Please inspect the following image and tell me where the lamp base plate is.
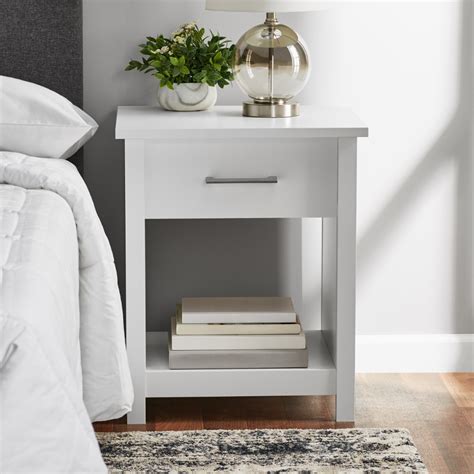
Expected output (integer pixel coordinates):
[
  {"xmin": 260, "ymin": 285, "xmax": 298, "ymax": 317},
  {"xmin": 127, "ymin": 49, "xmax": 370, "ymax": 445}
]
[{"xmin": 242, "ymin": 101, "xmax": 300, "ymax": 118}]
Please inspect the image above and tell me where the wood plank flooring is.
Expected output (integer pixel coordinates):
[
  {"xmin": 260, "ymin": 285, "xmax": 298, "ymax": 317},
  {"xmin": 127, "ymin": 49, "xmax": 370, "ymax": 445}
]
[{"xmin": 94, "ymin": 373, "xmax": 473, "ymax": 473}]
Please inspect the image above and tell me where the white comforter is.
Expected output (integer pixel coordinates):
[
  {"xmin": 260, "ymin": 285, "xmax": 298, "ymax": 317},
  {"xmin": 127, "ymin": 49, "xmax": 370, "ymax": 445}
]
[{"xmin": 0, "ymin": 152, "xmax": 133, "ymax": 473}]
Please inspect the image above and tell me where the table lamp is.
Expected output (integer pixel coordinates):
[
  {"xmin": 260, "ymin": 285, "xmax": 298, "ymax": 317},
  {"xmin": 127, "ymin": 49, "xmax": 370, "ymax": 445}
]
[{"xmin": 206, "ymin": 0, "xmax": 319, "ymax": 118}]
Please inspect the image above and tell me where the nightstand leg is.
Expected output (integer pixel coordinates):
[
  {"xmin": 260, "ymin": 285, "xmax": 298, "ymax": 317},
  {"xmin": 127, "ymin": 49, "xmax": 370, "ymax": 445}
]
[
  {"xmin": 125, "ymin": 141, "xmax": 146, "ymax": 424},
  {"xmin": 321, "ymin": 137, "xmax": 357, "ymax": 422}
]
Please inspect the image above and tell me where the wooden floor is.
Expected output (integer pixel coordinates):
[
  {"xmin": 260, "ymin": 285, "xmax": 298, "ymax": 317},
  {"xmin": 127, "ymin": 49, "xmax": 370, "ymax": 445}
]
[{"xmin": 95, "ymin": 373, "xmax": 473, "ymax": 473}]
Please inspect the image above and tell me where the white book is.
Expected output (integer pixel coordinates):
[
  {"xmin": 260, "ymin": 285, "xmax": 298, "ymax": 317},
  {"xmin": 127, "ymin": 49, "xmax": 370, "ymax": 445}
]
[
  {"xmin": 175, "ymin": 305, "xmax": 302, "ymax": 335},
  {"xmin": 181, "ymin": 297, "xmax": 296, "ymax": 324},
  {"xmin": 170, "ymin": 317, "xmax": 306, "ymax": 351}
]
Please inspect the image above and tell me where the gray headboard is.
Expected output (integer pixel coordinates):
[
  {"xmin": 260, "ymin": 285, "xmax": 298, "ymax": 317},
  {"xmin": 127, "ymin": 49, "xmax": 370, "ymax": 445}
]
[{"xmin": 0, "ymin": 0, "xmax": 84, "ymax": 172}]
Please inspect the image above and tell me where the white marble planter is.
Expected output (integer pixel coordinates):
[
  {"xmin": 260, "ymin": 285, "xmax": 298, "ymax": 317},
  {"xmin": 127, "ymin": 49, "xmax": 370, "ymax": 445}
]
[{"xmin": 157, "ymin": 83, "xmax": 217, "ymax": 111}]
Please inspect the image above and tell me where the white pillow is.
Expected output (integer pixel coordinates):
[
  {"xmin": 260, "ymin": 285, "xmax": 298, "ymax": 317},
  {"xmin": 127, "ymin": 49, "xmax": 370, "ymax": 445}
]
[{"xmin": 0, "ymin": 76, "xmax": 98, "ymax": 159}]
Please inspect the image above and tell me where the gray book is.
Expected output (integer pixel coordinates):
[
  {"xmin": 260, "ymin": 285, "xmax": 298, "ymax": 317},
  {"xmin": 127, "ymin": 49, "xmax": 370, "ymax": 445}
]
[{"xmin": 168, "ymin": 341, "xmax": 308, "ymax": 369}]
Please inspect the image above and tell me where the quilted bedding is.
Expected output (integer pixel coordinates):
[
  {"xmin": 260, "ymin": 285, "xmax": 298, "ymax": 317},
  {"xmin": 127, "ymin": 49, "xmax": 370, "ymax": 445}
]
[{"xmin": 0, "ymin": 152, "xmax": 133, "ymax": 472}]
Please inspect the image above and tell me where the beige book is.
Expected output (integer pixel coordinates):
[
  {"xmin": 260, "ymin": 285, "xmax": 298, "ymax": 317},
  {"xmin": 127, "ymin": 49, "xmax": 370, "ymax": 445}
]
[
  {"xmin": 181, "ymin": 296, "xmax": 297, "ymax": 324},
  {"xmin": 170, "ymin": 317, "xmax": 306, "ymax": 351},
  {"xmin": 175, "ymin": 305, "xmax": 302, "ymax": 335}
]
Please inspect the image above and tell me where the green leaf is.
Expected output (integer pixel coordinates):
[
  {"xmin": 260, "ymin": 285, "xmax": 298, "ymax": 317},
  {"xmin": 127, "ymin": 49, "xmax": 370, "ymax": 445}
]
[
  {"xmin": 213, "ymin": 51, "xmax": 224, "ymax": 64},
  {"xmin": 127, "ymin": 22, "xmax": 235, "ymax": 89}
]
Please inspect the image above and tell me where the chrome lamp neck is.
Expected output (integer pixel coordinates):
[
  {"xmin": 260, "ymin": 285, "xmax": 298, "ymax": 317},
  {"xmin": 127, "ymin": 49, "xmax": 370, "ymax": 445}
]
[{"xmin": 265, "ymin": 12, "xmax": 279, "ymax": 26}]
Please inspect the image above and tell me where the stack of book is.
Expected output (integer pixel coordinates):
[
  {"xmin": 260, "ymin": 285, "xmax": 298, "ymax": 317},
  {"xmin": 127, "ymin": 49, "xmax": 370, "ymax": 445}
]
[{"xmin": 168, "ymin": 296, "xmax": 308, "ymax": 369}]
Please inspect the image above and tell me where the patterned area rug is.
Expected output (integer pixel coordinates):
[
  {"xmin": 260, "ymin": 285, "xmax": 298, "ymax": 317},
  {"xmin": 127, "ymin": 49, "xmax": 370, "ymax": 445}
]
[{"xmin": 97, "ymin": 428, "xmax": 426, "ymax": 473}]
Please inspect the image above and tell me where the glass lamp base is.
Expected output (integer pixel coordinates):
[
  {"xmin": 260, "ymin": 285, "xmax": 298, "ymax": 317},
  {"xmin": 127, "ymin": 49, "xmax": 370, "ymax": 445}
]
[{"xmin": 242, "ymin": 101, "xmax": 300, "ymax": 118}]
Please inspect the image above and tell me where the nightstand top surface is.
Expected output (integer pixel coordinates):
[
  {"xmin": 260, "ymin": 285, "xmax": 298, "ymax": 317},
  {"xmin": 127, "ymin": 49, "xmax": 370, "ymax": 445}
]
[{"xmin": 116, "ymin": 106, "xmax": 368, "ymax": 140}]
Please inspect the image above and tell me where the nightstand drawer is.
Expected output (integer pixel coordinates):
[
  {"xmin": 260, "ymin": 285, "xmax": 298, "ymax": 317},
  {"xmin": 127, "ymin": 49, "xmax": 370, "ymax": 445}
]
[{"xmin": 144, "ymin": 138, "xmax": 337, "ymax": 218}]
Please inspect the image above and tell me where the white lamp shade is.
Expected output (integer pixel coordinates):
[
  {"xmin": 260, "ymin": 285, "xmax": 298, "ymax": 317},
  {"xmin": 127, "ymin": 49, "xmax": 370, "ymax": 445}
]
[{"xmin": 205, "ymin": 0, "xmax": 322, "ymax": 12}]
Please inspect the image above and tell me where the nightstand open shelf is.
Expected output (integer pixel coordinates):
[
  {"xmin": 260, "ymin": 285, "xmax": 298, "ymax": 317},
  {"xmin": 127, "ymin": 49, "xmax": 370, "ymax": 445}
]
[
  {"xmin": 145, "ymin": 330, "xmax": 336, "ymax": 398},
  {"xmin": 117, "ymin": 105, "xmax": 368, "ymax": 424}
]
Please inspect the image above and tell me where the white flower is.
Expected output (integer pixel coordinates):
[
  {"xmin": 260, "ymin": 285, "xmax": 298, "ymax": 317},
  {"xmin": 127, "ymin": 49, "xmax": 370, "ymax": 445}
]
[
  {"xmin": 174, "ymin": 35, "xmax": 185, "ymax": 44},
  {"xmin": 159, "ymin": 46, "xmax": 170, "ymax": 54},
  {"xmin": 172, "ymin": 22, "xmax": 196, "ymax": 38},
  {"xmin": 184, "ymin": 21, "xmax": 197, "ymax": 30}
]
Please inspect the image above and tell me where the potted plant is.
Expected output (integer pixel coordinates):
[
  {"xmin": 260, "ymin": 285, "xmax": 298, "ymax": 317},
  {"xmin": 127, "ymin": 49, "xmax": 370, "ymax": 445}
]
[{"xmin": 126, "ymin": 22, "xmax": 235, "ymax": 111}]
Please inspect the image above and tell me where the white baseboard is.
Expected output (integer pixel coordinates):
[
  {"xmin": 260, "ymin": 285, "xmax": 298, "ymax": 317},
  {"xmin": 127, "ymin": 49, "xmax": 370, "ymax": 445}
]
[{"xmin": 356, "ymin": 334, "xmax": 474, "ymax": 372}]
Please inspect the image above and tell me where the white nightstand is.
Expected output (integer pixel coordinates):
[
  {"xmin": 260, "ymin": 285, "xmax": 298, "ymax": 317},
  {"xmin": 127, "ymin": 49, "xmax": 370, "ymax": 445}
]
[{"xmin": 116, "ymin": 106, "xmax": 368, "ymax": 424}]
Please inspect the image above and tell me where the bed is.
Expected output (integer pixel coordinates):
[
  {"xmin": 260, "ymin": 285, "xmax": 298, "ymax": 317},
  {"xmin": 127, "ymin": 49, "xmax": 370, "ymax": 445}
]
[{"xmin": 0, "ymin": 2, "xmax": 133, "ymax": 472}]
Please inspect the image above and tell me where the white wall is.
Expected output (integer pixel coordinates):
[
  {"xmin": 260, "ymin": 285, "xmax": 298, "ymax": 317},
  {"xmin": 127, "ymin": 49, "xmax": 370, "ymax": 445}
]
[
  {"xmin": 324, "ymin": 0, "xmax": 472, "ymax": 336},
  {"xmin": 83, "ymin": 1, "xmax": 473, "ymax": 343}
]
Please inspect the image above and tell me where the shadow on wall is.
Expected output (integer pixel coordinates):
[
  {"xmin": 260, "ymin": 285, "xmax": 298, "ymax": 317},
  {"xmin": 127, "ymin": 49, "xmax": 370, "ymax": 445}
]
[
  {"xmin": 145, "ymin": 219, "xmax": 302, "ymax": 332},
  {"xmin": 356, "ymin": 0, "xmax": 473, "ymax": 333}
]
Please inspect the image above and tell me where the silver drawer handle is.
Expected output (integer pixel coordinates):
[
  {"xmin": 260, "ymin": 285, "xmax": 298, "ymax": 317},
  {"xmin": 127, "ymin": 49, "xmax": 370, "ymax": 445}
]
[{"xmin": 205, "ymin": 176, "xmax": 278, "ymax": 184}]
